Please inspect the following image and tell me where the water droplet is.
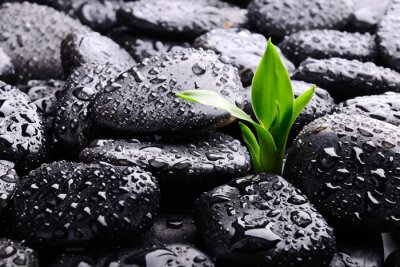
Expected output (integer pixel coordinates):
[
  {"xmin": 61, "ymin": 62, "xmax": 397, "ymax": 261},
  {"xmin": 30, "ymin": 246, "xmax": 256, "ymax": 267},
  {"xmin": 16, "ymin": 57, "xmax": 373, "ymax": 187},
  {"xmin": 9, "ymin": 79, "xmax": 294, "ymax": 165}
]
[{"xmin": 192, "ymin": 63, "xmax": 207, "ymax": 75}]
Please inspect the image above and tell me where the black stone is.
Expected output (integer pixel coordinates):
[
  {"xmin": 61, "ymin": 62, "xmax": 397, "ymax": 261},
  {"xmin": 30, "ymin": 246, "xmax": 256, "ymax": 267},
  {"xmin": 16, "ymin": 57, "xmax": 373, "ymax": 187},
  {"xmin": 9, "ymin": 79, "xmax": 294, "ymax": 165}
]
[
  {"xmin": 108, "ymin": 27, "xmax": 191, "ymax": 63},
  {"xmin": 54, "ymin": 63, "xmax": 123, "ymax": 150},
  {"xmin": 248, "ymin": 0, "xmax": 353, "ymax": 39},
  {"xmin": 279, "ymin": 30, "xmax": 376, "ymax": 65},
  {"xmin": 0, "ymin": 2, "xmax": 88, "ymax": 82},
  {"xmin": 88, "ymin": 48, "xmax": 245, "ymax": 135},
  {"xmin": 0, "ymin": 81, "xmax": 46, "ymax": 168},
  {"xmin": 80, "ymin": 131, "xmax": 250, "ymax": 205},
  {"xmin": 61, "ymin": 31, "xmax": 135, "ymax": 75},
  {"xmin": 284, "ymin": 114, "xmax": 400, "ymax": 232},
  {"xmin": 337, "ymin": 92, "xmax": 400, "ymax": 127},
  {"xmin": 294, "ymin": 57, "xmax": 400, "ymax": 101},
  {"xmin": 377, "ymin": 0, "xmax": 400, "ymax": 72},
  {"xmin": 117, "ymin": 0, "xmax": 248, "ymax": 39},
  {"xmin": 194, "ymin": 28, "xmax": 295, "ymax": 86},
  {"xmin": 194, "ymin": 173, "xmax": 336, "ymax": 267},
  {"xmin": 13, "ymin": 161, "xmax": 160, "ymax": 247}
]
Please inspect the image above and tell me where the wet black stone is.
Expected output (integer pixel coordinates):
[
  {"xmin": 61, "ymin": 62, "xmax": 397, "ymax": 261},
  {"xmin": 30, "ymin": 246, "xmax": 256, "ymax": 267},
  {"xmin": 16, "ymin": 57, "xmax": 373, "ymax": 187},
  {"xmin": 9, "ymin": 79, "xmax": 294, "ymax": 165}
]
[
  {"xmin": 294, "ymin": 57, "xmax": 400, "ymax": 101},
  {"xmin": 280, "ymin": 30, "xmax": 376, "ymax": 65},
  {"xmin": 0, "ymin": 2, "xmax": 88, "ymax": 82},
  {"xmin": 108, "ymin": 27, "xmax": 191, "ymax": 63},
  {"xmin": 0, "ymin": 47, "xmax": 15, "ymax": 84},
  {"xmin": 115, "ymin": 244, "xmax": 215, "ymax": 267},
  {"xmin": 329, "ymin": 232, "xmax": 384, "ymax": 267},
  {"xmin": 80, "ymin": 132, "xmax": 250, "ymax": 205},
  {"xmin": 248, "ymin": 0, "xmax": 354, "ymax": 39},
  {"xmin": 284, "ymin": 114, "xmax": 400, "ymax": 232},
  {"xmin": 377, "ymin": 0, "xmax": 400, "ymax": 73},
  {"xmin": 0, "ymin": 81, "xmax": 46, "ymax": 167},
  {"xmin": 194, "ymin": 28, "xmax": 295, "ymax": 86},
  {"xmin": 80, "ymin": 131, "xmax": 250, "ymax": 205},
  {"xmin": 349, "ymin": 0, "xmax": 391, "ymax": 32},
  {"xmin": 337, "ymin": 92, "xmax": 400, "ymax": 127},
  {"xmin": 61, "ymin": 31, "xmax": 135, "ymax": 75},
  {"xmin": 0, "ymin": 160, "xmax": 18, "ymax": 212},
  {"xmin": 117, "ymin": 0, "xmax": 248, "ymax": 39},
  {"xmin": 0, "ymin": 239, "xmax": 39, "ymax": 267},
  {"xmin": 13, "ymin": 161, "xmax": 160, "ymax": 248},
  {"xmin": 18, "ymin": 80, "xmax": 65, "ymax": 116},
  {"xmin": 244, "ymin": 80, "xmax": 336, "ymax": 144},
  {"xmin": 194, "ymin": 173, "xmax": 336, "ymax": 267},
  {"xmin": 88, "ymin": 48, "xmax": 245, "ymax": 135},
  {"xmin": 54, "ymin": 63, "xmax": 123, "ymax": 151}
]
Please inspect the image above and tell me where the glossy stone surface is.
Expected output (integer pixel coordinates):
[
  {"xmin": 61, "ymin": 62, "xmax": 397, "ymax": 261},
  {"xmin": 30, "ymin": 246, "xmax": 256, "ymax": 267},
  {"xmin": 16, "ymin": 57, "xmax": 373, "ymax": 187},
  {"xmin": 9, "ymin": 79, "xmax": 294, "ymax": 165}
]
[
  {"xmin": 0, "ymin": 2, "xmax": 88, "ymax": 82},
  {"xmin": 280, "ymin": 30, "xmax": 376, "ymax": 65},
  {"xmin": 117, "ymin": 0, "xmax": 248, "ymax": 39},
  {"xmin": 88, "ymin": 48, "xmax": 245, "ymax": 135},
  {"xmin": 0, "ymin": 82, "xmax": 46, "ymax": 166},
  {"xmin": 108, "ymin": 27, "xmax": 191, "ymax": 63},
  {"xmin": 294, "ymin": 57, "xmax": 400, "ymax": 101},
  {"xmin": 61, "ymin": 31, "xmax": 135, "ymax": 74},
  {"xmin": 284, "ymin": 114, "xmax": 400, "ymax": 232},
  {"xmin": 194, "ymin": 173, "xmax": 336, "ymax": 267},
  {"xmin": 13, "ymin": 161, "xmax": 160, "ymax": 247},
  {"xmin": 377, "ymin": 0, "xmax": 400, "ymax": 72},
  {"xmin": 248, "ymin": 0, "xmax": 353, "ymax": 38},
  {"xmin": 54, "ymin": 63, "xmax": 123, "ymax": 150},
  {"xmin": 194, "ymin": 28, "xmax": 295, "ymax": 86},
  {"xmin": 80, "ymin": 131, "xmax": 250, "ymax": 204},
  {"xmin": 337, "ymin": 92, "xmax": 400, "ymax": 127}
]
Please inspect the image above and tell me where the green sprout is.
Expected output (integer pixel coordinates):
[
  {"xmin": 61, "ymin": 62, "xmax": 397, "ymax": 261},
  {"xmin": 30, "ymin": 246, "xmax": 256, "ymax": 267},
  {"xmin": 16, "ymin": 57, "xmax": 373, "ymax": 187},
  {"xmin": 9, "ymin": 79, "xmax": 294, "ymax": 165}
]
[{"xmin": 176, "ymin": 39, "xmax": 315, "ymax": 175}]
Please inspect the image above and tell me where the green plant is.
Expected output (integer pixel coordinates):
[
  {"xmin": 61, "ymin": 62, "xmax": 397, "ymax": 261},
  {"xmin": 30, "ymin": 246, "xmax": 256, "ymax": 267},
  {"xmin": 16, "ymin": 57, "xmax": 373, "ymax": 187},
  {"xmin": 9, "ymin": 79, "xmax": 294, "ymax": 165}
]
[{"xmin": 176, "ymin": 39, "xmax": 315, "ymax": 175}]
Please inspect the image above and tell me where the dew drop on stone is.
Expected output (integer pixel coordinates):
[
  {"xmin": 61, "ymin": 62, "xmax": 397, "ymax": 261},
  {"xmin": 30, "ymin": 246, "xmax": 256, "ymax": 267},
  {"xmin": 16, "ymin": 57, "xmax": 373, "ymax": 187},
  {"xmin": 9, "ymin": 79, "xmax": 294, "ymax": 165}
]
[
  {"xmin": 290, "ymin": 211, "xmax": 312, "ymax": 227},
  {"xmin": 72, "ymin": 86, "xmax": 95, "ymax": 101},
  {"xmin": 192, "ymin": 63, "xmax": 206, "ymax": 75}
]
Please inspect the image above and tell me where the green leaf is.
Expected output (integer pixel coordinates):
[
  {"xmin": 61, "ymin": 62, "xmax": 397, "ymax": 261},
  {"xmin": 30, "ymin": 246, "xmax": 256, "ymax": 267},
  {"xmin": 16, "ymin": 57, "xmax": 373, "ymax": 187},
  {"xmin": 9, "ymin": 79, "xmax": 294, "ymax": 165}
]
[
  {"xmin": 250, "ymin": 122, "xmax": 277, "ymax": 171},
  {"xmin": 251, "ymin": 38, "xmax": 293, "ymax": 130},
  {"xmin": 239, "ymin": 122, "xmax": 261, "ymax": 172},
  {"xmin": 291, "ymin": 85, "xmax": 316, "ymax": 126},
  {"xmin": 175, "ymin": 90, "xmax": 255, "ymax": 124}
]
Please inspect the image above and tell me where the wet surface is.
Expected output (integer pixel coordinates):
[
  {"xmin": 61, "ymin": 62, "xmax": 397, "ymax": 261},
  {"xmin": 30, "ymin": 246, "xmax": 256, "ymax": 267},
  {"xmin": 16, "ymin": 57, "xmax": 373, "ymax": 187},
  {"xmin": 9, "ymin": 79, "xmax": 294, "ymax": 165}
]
[
  {"xmin": 284, "ymin": 114, "xmax": 400, "ymax": 232},
  {"xmin": 194, "ymin": 173, "xmax": 335, "ymax": 267},
  {"xmin": 13, "ymin": 161, "xmax": 160, "ymax": 248},
  {"xmin": 88, "ymin": 48, "xmax": 245, "ymax": 135}
]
